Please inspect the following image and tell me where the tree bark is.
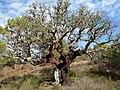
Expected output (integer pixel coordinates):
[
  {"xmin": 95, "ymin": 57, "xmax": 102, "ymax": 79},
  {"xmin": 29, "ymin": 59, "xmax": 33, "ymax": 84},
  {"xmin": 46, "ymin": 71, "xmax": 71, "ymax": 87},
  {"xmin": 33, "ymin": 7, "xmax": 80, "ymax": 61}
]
[
  {"xmin": 26, "ymin": 42, "xmax": 31, "ymax": 57},
  {"xmin": 61, "ymin": 67, "xmax": 70, "ymax": 86},
  {"xmin": 59, "ymin": 60, "xmax": 71, "ymax": 86},
  {"xmin": 44, "ymin": 45, "xmax": 86, "ymax": 86},
  {"xmin": 57, "ymin": 46, "xmax": 86, "ymax": 86}
]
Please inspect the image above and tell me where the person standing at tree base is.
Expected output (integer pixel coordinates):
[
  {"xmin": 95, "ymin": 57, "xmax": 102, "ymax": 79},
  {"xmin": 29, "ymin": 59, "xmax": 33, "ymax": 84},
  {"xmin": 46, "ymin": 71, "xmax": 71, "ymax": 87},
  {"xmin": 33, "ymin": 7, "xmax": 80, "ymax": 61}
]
[{"xmin": 54, "ymin": 68, "xmax": 60, "ymax": 85}]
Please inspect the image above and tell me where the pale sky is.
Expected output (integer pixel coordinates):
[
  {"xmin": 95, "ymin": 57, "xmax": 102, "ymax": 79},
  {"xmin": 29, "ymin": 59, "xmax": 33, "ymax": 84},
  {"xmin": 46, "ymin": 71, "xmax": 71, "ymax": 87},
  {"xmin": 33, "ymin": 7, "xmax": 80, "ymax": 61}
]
[
  {"xmin": 0, "ymin": 0, "xmax": 120, "ymax": 31},
  {"xmin": 0, "ymin": 0, "xmax": 120, "ymax": 25},
  {"xmin": 0, "ymin": 0, "xmax": 120, "ymax": 49}
]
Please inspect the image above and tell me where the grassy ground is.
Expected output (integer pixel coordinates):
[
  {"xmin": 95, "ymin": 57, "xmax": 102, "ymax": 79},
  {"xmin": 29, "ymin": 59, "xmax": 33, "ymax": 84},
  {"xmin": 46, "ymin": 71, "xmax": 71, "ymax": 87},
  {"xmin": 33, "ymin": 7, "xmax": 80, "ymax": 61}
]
[{"xmin": 0, "ymin": 59, "xmax": 120, "ymax": 90}]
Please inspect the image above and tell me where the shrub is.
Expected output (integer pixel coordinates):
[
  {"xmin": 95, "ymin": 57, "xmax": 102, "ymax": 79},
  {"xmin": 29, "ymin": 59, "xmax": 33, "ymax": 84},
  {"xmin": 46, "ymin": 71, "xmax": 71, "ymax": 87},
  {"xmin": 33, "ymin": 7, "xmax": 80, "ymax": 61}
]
[
  {"xmin": 91, "ymin": 44, "xmax": 120, "ymax": 77},
  {"xmin": 0, "ymin": 56, "xmax": 16, "ymax": 66},
  {"xmin": 39, "ymin": 67, "xmax": 54, "ymax": 83}
]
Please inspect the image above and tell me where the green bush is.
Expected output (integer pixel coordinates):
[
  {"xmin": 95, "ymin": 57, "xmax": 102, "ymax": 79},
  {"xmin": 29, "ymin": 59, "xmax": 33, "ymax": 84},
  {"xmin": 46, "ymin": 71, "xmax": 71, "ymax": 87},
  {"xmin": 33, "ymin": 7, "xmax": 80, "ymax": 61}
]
[
  {"xmin": 18, "ymin": 75, "xmax": 41, "ymax": 89},
  {"xmin": 0, "ymin": 56, "xmax": 16, "ymax": 66},
  {"xmin": 0, "ymin": 68, "xmax": 54, "ymax": 90},
  {"xmin": 39, "ymin": 68, "xmax": 54, "ymax": 82},
  {"xmin": 91, "ymin": 44, "xmax": 120, "ymax": 76},
  {"xmin": 0, "ymin": 40, "xmax": 7, "ymax": 55}
]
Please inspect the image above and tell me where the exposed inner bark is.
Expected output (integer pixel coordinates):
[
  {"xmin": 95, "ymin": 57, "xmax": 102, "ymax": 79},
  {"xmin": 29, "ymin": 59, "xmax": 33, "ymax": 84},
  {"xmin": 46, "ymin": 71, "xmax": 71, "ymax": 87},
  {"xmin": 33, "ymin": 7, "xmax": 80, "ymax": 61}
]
[
  {"xmin": 44, "ymin": 45, "xmax": 86, "ymax": 86},
  {"xmin": 58, "ymin": 46, "xmax": 85, "ymax": 86}
]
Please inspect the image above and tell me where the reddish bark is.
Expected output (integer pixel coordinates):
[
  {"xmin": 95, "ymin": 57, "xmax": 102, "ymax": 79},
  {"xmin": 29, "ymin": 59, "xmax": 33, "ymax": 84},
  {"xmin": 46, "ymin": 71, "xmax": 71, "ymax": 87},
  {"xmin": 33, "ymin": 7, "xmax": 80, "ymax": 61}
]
[
  {"xmin": 44, "ymin": 45, "xmax": 86, "ymax": 86},
  {"xmin": 56, "ymin": 46, "xmax": 86, "ymax": 86}
]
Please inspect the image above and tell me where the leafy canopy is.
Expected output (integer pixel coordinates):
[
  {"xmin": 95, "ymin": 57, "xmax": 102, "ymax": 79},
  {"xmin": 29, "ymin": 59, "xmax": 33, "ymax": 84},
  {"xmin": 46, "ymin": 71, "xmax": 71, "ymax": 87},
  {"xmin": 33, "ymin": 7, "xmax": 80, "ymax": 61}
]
[{"xmin": 5, "ymin": 0, "xmax": 120, "ymax": 58}]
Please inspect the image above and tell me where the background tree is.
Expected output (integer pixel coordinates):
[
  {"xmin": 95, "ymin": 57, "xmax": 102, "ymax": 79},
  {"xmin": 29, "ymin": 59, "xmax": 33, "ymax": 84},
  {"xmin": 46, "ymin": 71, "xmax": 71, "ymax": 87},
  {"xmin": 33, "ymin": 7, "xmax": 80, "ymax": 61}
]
[
  {"xmin": 0, "ymin": 26, "xmax": 8, "ymax": 57},
  {"xmin": 91, "ymin": 41, "xmax": 120, "ymax": 75},
  {"xmin": 0, "ymin": 40, "xmax": 7, "ymax": 57},
  {"xmin": 6, "ymin": 16, "xmax": 44, "ymax": 60},
  {"xmin": 5, "ymin": 0, "xmax": 120, "ymax": 86},
  {"xmin": 6, "ymin": 17, "xmax": 30, "ymax": 59}
]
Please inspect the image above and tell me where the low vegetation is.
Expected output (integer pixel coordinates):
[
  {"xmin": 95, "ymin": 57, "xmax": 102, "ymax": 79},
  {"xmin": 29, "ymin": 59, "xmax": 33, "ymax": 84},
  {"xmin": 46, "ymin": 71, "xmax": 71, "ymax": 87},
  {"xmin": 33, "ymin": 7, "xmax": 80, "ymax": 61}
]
[
  {"xmin": 0, "ymin": 58, "xmax": 120, "ymax": 90},
  {"xmin": 91, "ymin": 43, "xmax": 120, "ymax": 77}
]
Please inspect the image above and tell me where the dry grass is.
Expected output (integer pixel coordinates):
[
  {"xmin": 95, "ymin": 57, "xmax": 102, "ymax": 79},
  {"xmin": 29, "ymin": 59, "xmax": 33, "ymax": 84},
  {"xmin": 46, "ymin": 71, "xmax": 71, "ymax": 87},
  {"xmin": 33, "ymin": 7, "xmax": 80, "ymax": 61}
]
[
  {"xmin": 0, "ymin": 63, "xmax": 52, "ymax": 81},
  {"xmin": 0, "ymin": 60, "xmax": 120, "ymax": 90}
]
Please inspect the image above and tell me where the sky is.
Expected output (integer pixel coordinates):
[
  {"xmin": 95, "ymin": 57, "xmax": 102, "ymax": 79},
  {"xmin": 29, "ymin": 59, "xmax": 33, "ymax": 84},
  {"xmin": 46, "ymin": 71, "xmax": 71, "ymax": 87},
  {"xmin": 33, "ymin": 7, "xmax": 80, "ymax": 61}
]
[
  {"xmin": 0, "ymin": 0, "xmax": 120, "ymax": 27},
  {"xmin": 0, "ymin": 0, "xmax": 120, "ymax": 37},
  {"xmin": 0, "ymin": 0, "xmax": 120, "ymax": 49}
]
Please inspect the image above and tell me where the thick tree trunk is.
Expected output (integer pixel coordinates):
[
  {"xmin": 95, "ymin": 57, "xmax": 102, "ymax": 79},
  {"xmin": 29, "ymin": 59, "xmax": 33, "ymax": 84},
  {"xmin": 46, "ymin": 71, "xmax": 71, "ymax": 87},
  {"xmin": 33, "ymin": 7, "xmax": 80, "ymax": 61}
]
[
  {"xmin": 45, "ymin": 45, "xmax": 86, "ymax": 86},
  {"xmin": 61, "ymin": 66, "xmax": 71, "ymax": 86},
  {"xmin": 61, "ymin": 59, "xmax": 71, "ymax": 86},
  {"xmin": 56, "ymin": 59, "xmax": 71, "ymax": 86}
]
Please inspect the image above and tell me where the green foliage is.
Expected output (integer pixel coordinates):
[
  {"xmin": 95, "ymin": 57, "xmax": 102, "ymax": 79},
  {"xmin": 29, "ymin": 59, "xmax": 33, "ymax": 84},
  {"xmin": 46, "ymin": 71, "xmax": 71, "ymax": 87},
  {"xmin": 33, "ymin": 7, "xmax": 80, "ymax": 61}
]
[
  {"xmin": 91, "ymin": 43, "xmax": 120, "ymax": 76},
  {"xmin": 0, "ymin": 56, "xmax": 16, "ymax": 65},
  {"xmin": 4, "ymin": 0, "xmax": 119, "ymax": 59},
  {"xmin": 105, "ymin": 44, "xmax": 120, "ymax": 70},
  {"xmin": 39, "ymin": 68, "xmax": 54, "ymax": 82},
  {"xmin": 95, "ymin": 43, "xmax": 110, "ymax": 49},
  {"xmin": 62, "ymin": 40, "xmax": 69, "ymax": 53},
  {"xmin": 7, "ymin": 16, "xmax": 33, "ymax": 57},
  {"xmin": 0, "ymin": 68, "xmax": 54, "ymax": 89},
  {"xmin": 54, "ymin": 50, "xmax": 60, "ymax": 59},
  {"xmin": 0, "ymin": 40, "xmax": 7, "ymax": 55},
  {"xmin": 7, "ymin": 16, "xmax": 26, "ymax": 28},
  {"xmin": 0, "ymin": 26, "xmax": 8, "ymax": 35},
  {"xmin": 0, "ymin": 75, "xmax": 41, "ymax": 90},
  {"xmin": 19, "ymin": 75, "xmax": 40, "ymax": 89}
]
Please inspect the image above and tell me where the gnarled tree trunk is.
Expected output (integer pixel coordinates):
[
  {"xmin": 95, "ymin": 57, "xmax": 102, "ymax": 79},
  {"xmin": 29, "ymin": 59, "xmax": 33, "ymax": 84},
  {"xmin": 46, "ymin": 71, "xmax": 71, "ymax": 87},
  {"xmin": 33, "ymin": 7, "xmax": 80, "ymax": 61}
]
[
  {"xmin": 59, "ymin": 60, "xmax": 71, "ymax": 86},
  {"xmin": 57, "ymin": 46, "xmax": 86, "ymax": 86},
  {"xmin": 44, "ymin": 45, "xmax": 86, "ymax": 86}
]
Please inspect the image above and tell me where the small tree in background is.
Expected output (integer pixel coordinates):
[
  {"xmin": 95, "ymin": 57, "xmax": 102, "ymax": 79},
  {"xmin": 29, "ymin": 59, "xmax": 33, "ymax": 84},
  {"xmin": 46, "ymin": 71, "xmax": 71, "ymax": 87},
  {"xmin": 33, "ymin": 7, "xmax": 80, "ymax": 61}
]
[
  {"xmin": 0, "ymin": 40, "xmax": 7, "ymax": 57},
  {"xmin": 91, "ymin": 42, "xmax": 120, "ymax": 76},
  {"xmin": 0, "ymin": 26, "xmax": 8, "ymax": 57}
]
